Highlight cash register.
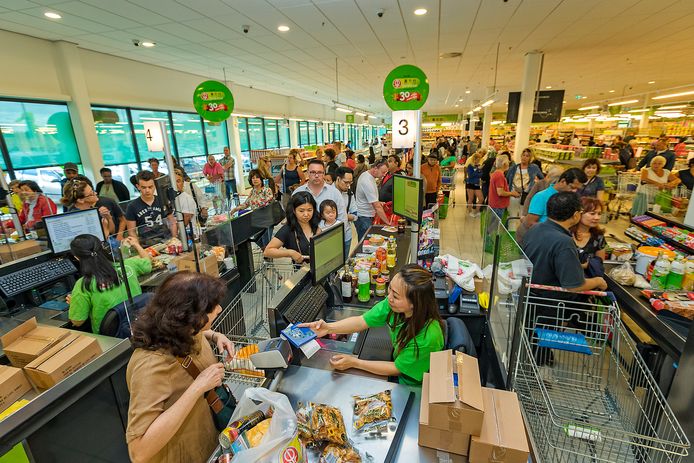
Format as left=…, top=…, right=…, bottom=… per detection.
left=267, top=223, right=393, bottom=363
left=0, top=209, right=102, bottom=316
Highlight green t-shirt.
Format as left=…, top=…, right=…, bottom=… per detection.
left=362, top=299, right=444, bottom=385
left=440, top=156, right=457, bottom=167
left=69, top=257, right=152, bottom=334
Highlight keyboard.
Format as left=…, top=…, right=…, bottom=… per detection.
left=0, top=258, right=77, bottom=298
left=282, top=283, right=328, bottom=325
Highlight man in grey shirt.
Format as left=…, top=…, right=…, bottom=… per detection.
left=334, top=166, right=358, bottom=257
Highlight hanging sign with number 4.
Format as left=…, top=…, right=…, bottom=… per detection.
left=143, top=121, right=164, bottom=152
left=392, top=110, right=417, bottom=148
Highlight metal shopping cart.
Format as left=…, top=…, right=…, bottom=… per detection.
left=210, top=261, right=302, bottom=396
left=513, top=284, right=689, bottom=463
left=440, top=166, right=456, bottom=208
left=608, top=171, right=642, bottom=219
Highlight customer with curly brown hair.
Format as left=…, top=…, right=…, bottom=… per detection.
left=126, top=272, right=234, bottom=463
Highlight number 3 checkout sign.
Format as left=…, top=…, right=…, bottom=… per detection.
left=383, top=64, right=429, bottom=149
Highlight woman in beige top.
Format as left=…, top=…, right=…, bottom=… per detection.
left=126, top=272, right=235, bottom=463
left=639, top=155, right=680, bottom=193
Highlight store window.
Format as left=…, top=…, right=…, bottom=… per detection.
left=237, top=117, right=250, bottom=152
left=204, top=120, right=229, bottom=155
left=171, top=112, right=205, bottom=158
left=92, top=106, right=137, bottom=166
left=298, top=121, right=309, bottom=147
left=308, top=122, right=317, bottom=145
left=317, top=124, right=324, bottom=145
left=279, top=120, right=290, bottom=148
left=247, top=117, right=265, bottom=150
left=103, top=163, right=140, bottom=197
left=130, top=109, right=175, bottom=160
left=264, top=119, right=279, bottom=149
left=0, top=100, right=80, bottom=170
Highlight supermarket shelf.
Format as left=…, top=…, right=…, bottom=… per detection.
left=534, top=154, right=621, bottom=167
left=630, top=218, right=694, bottom=255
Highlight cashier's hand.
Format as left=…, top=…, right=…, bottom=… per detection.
left=214, top=333, right=235, bottom=361
left=298, top=319, right=330, bottom=337
left=192, top=363, right=224, bottom=394
left=329, top=354, right=357, bottom=371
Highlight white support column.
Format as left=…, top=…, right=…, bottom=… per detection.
left=52, top=41, right=103, bottom=180
left=226, top=116, right=247, bottom=194
left=289, top=120, right=299, bottom=148
left=322, top=122, right=330, bottom=144
left=513, top=50, right=544, bottom=162
left=482, top=107, right=492, bottom=148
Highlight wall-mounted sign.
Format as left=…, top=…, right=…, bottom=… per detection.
left=383, top=65, right=429, bottom=111
left=193, top=80, right=234, bottom=122
left=143, top=121, right=164, bottom=152
left=345, top=114, right=355, bottom=123
left=392, top=110, right=418, bottom=148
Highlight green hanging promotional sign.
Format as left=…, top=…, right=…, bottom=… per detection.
left=345, top=114, right=355, bottom=123
left=193, top=80, right=234, bottom=122
left=383, top=64, right=429, bottom=111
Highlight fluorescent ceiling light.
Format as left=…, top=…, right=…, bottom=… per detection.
left=481, top=99, right=494, bottom=107
left=141, top=41, right=156, bottom=48
left=608, top=99, right=638, bottom=106
left=414, top=8, right=428, bottom=15
left=263, top=116, right=284, bottom=120
left=582, top=96, right=588, bottom=99
left=545, top=86, right=552, bottom=89
left=472, top=106, right=482, bottom=112
left=628, top=109, right=649, bottom=112
left=335, top=107, right=352, bottom=113
left=648, top=81, right=655, bottom=84
left=467, top=111, right=474, bottom=115
left=652, top=90, right=694, bottom=100
left=355, top=112, right=366, bottom=116
left=288, top=118, right=301, bottom=121
left=609, top=90, right=615, bottom=93
left=44, top=11, right=62, bottom=19
left=422, top=123, right=436, bottom=127
left=658, top=104, right=687, bottom=110
left=441, top=122, right=452, bottom=127
left=278, top=25, right=290, bottom=32
left=454, top=104, right=459, bottom=107
left=465, top=90, right=471, bottom=94
left=369, top=115, right=378, bottom=119
left=231, top=113, right=256, bottom=118
left=649, top=116, right=661, bottom=119
left=586, top=113, right=600, bottom=118
left=578, top=105, right=600, bottom=111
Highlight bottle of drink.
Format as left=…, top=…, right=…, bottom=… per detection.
left=387, top=241, right=397, bottom=269
left=682, top=259, right=694, bottom=291
left=650, top=252, right=671, bottom=291
left=358, top=269, right=371, bottom=302
left=666, top=258, right=685, bottom=290
left=341, top=264, right=353, bottom=302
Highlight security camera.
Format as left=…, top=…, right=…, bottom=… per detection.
left=242, top=25, right=250, bottom=34
left=132, top=39, right=141, bottom=47
left=377, top=9, right=384, bottom=18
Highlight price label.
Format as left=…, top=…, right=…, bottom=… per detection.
left=143, top=121, right=164, bottom=152
left=392, top=110, right=418, bottom=148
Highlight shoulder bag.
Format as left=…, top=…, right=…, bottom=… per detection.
left=188, top=183, right=207, bottom=226
left=518, top=167, right=529, bottom=205
left=177, top=354, right=237, bottom=431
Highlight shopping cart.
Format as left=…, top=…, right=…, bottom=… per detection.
left=608, top=171, right=641, bottom=219
left=513, top=284, right=689, bottom=463
left=440, top=166, right=456, bottom=210
left=210, top=261, right=302, bottom=395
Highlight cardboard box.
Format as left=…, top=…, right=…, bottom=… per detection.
left=469, top=388, right=529, bottom=463
left=173, top=252, right=220, bottom=278
left=419, top=373, right=471, bottom=456
left=0, top=239, right=42, bottom=264
left=0, top=365, right=32, bottom=413
left=24, top=333, right=102, bottom=390
left=0, top=317, right=71, bottom=368
left=427, top=350, right=485, bottom=436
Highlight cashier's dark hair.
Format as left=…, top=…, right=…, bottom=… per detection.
left=388, top=264, right=444, bottom=358
left=286, top=191, right=320, bottom=233
left=131, top=272, right=226, bottom=357
left=70, top=234, right=119, bottom=292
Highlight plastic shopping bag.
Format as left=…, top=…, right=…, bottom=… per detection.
left=231, top=388, right=306, bottom=463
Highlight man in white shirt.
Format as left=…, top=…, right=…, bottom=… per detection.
left=173, top=171, right=201, bottom=236
left=355, top=160, right=389, bottom=240
left=334, top=166, right=358, bottom=257
left=293, top=159, right=347, bottom=228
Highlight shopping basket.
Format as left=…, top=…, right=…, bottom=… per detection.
left=513, top=284, right=689, bottom=463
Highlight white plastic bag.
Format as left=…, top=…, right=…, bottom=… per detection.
left=231, top=388, right=305, bottom=463
left=437, top=254, right=483, bottom=292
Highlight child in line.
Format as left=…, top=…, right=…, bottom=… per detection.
left=318, top=199, right=339, bottom=230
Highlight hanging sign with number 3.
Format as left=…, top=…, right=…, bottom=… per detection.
left=392, top=110, right=417, bottom=148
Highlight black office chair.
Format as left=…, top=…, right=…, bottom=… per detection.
left=442, top=317, right=477, bottom=357
left=99, top=292, right=153, bottom=338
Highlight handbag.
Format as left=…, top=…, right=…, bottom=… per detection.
left=518, top=167, right=529, bottom=205
left=177, top=354, right=237, bottom=431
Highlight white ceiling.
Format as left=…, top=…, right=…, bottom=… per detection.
left=1, top=0, right=694, bottom=116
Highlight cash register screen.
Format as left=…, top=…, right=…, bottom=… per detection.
left=44, top=208, right=106, bottom=253
left=310, top=223, right=345, bottom=284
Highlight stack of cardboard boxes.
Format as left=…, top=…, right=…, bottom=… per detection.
left=0, top=317, right=102, bottom=413
left=419, top=350, right=529, bottom=463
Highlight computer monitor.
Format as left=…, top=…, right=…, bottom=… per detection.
left=155, top=175, right=173, bottom=210
left=310, top=223, right=345, bottom=285
left=44, top=208, right=106, bottom=254
left=393, top=174, right=423, bottom=224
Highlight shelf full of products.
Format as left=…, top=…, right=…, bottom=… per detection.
left=630, top=213, right=694, bottom=255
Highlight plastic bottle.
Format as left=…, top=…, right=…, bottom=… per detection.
left=386, top=241, right=397, bottom=268
left=682, top=260, right=694, bottom=291
left=666, top=258, right=685, bottom=290
left=357, top=269, right=371, bottom=302
left=650, top=252, right=671, bottom=291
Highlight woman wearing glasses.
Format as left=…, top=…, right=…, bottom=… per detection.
left=61, top=178, right=126, bottom=240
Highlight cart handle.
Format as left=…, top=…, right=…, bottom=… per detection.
left=527, top=283, right=616, bottom=301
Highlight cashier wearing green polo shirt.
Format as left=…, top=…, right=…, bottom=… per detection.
left=301, top=264, right=444, bottom=385
left=67, top=234, right=152, bottom=333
